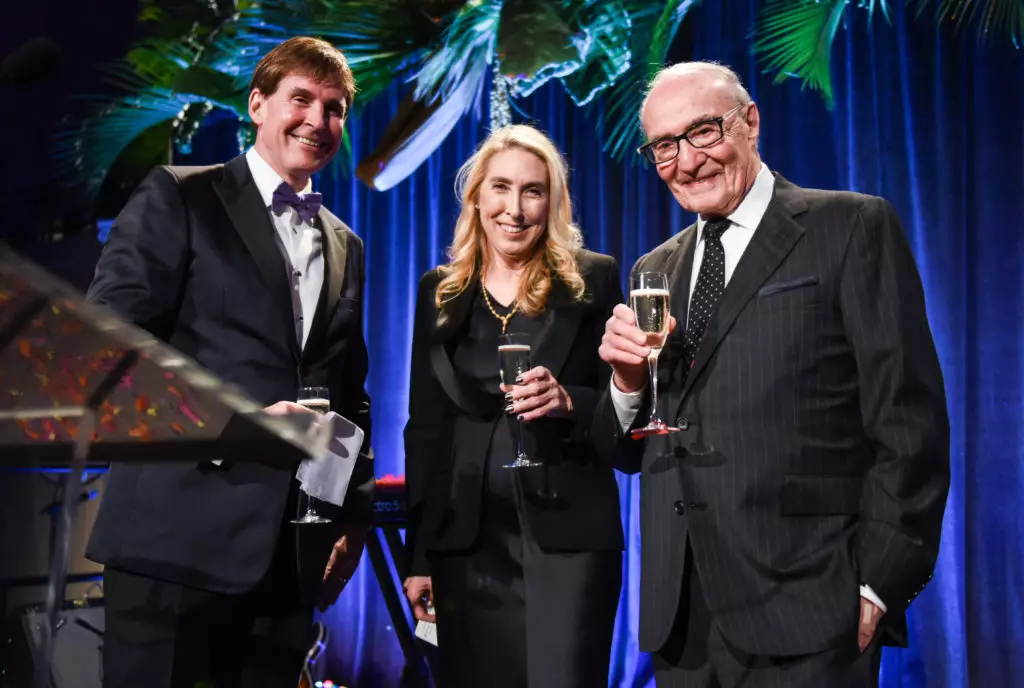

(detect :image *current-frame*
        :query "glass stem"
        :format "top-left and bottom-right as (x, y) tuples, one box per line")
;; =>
(647, 353), (661, 424)
(515, 414), (525, 459)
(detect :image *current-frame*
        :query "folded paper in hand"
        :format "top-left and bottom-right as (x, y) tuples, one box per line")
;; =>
(296, 411), (364, 508)
(415, 620), (438, 646)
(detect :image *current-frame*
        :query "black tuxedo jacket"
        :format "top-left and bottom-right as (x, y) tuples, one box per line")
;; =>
(404, 250), (625, 576)
(594, 175), (950, 656)
(85, 155), (374, 594)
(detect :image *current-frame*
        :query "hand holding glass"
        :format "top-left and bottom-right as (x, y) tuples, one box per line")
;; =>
(629, 272), (679, 438)
(498, 334), (541, 468)
(292, 386), (332, 524)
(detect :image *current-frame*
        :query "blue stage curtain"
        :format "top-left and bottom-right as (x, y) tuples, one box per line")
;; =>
(177, 3), (1023, 685)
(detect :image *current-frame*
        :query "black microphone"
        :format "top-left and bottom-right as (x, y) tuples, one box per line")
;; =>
(0, 36), (63, 87)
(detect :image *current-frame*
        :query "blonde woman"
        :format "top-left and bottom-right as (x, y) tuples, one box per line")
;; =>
(403, 125), (624, 687)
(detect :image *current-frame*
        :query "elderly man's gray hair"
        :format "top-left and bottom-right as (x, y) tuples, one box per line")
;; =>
(639, 61), (753, 122)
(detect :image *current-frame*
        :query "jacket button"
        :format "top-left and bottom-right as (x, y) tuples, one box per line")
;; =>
(673, 500), (686, 515)
(676, 416), (690, 430)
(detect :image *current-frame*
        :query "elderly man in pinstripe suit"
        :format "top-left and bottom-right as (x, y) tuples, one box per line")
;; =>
(595, 62), (950, 687)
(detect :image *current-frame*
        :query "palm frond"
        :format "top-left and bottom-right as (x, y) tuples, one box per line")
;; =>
(498, 1), (580, 97)
(353, 0), (497, 189)
(53, 15), (244, 201)
(914, 0), (1024, 44)
(414, 0), (501, 103)
(752, 0), (848, 108)
(596, 0), (700, 162)
(557, 0), (634, 106)
(357, 60), (488, 191)
(52, 86), (198, 199)
(124, 39), (202, 87)
(229, 0), (440, 107)
(170, 64), (249, 115)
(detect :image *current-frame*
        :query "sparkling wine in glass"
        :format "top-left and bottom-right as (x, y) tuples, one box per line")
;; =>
(629, 272), (679, 438)
(498, 334), (541, 468)
(292, 386), (332, 524)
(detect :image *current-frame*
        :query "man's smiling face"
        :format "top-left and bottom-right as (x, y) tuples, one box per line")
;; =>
(641, 71), (761, 218)
(248, 72), (347, 189)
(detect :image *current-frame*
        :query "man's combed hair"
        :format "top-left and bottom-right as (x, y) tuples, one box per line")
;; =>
(250, 37), (356, 111)
(435, 125), (585, 318)
(640, 61), (752, 121)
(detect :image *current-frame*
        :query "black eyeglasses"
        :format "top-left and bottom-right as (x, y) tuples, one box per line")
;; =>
(637, 103), (747, 165)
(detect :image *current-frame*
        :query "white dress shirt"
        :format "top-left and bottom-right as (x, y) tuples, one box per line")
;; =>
(245, 148), (324, 350)
(608, 162), (887, 612)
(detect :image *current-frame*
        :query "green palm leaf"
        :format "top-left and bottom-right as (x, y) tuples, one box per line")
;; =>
(752, 0), (852, 108)
(595, 0), (700, 162)
(170, 64), (249, 115)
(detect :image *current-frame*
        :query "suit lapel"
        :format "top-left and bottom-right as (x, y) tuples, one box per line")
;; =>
(529, 278), (581, 379)
(669, 226), (697, 339)
(678, 177), (809, 400)
(429, 279), (501, 415)
(434, 277), (477, 347)
(656, 227), (696, 383)
(303, 209), (348, 356)
(213, 155), (298, 359)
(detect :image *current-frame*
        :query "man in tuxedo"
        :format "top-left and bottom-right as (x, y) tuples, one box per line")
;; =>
(85, 37), (374, 687)
(596, 62), (950, 686)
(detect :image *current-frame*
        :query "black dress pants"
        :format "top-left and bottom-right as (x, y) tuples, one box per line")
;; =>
(101, 486), (319, 688)
(652, 541), (882, 688)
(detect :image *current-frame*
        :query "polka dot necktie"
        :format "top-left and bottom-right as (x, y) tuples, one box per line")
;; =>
(684, 218), (730, 369)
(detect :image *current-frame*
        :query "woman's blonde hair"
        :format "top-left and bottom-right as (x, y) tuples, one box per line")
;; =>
(435, 124), (585, 316)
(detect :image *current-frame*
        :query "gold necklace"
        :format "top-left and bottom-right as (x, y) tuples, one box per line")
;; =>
(480, 277), (519, 335)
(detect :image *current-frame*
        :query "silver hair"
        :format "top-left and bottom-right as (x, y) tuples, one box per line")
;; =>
(639, 61), (752, 124)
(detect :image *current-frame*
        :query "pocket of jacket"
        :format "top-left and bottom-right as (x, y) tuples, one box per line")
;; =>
(758, 276), (819, 298)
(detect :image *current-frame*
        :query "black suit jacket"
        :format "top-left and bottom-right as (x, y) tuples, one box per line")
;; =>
(404, 250), (625, 577)
(594, 175), (950, 656)
(85, 155), (374, 595)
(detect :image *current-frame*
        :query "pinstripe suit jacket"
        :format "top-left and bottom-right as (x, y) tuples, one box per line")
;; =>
(594, 174), (949, 656)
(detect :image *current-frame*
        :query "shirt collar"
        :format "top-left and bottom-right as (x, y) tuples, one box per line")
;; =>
(696, 162), (775, 241)
(245, 147), (314, 208)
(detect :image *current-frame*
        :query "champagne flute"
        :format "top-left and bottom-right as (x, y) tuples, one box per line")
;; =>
(629, 272), (679, 438)
(498, 334), (541, 468)
(292, 386), (332, 524)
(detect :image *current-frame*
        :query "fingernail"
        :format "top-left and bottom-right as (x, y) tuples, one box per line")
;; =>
(517, 414), (525, 422)
(505, 404), (515, 413)
(515, 375), (524, 383)
(504, 392), (513, 401)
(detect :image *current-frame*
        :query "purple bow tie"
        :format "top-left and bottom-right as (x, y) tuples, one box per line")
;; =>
(271, 183), (322, 223)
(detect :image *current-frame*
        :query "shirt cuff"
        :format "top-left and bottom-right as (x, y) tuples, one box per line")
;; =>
(860, 584), (887, 613)
(609, 378), (644, 433)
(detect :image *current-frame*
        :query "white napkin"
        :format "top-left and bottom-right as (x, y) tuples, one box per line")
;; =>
(415, 620), (438, 646)
(295, 411), (364, 507)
